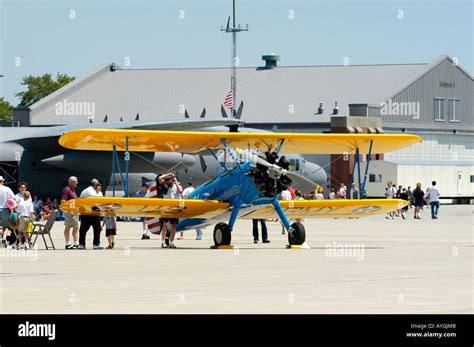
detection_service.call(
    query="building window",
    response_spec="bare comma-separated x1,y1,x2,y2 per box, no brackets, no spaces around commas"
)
369,174,382,183
434,98,445,121
470,175,474,183
448,99,460,122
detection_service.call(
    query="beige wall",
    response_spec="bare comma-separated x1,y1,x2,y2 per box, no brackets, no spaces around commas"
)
363,160,474,197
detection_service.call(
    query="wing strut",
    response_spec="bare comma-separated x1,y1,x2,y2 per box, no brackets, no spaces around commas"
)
111,137,130,197
348,140,373,199
360,140,373,198
348,148,360,200
275,139,285,156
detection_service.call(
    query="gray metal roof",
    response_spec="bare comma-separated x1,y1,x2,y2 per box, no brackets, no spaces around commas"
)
28,57,458,126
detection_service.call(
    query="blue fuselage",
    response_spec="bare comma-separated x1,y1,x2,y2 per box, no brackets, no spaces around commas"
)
176,161,270,231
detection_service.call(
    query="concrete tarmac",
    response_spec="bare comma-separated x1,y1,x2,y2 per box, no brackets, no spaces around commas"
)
0,205,472,313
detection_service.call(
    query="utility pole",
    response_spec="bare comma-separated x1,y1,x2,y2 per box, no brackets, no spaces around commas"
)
221,0,248,117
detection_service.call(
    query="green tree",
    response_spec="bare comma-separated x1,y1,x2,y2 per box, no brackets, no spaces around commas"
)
0,97,14,122
16,73,75,108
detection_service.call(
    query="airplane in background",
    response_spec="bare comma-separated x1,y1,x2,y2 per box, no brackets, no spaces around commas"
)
0,118,326,198
59,129,421,247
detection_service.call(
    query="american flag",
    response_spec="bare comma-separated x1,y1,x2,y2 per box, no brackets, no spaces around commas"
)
146,180,162,235
223,89,233,109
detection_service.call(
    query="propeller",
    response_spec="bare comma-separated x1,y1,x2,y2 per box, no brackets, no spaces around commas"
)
255,156,317,193
238,149,317,193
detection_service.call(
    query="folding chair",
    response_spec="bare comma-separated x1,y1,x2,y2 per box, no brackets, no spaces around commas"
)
31,210,58,250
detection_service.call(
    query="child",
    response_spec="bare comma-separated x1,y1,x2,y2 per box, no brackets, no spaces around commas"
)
17,191,34,250
102,215,117,249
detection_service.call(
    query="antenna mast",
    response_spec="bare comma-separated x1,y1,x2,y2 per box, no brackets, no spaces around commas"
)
221,0,248,117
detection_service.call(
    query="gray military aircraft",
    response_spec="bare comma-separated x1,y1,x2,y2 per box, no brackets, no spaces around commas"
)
0,118,327,199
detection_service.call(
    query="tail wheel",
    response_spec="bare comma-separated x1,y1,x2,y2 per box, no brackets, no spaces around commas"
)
288,222,306,245
213,222,231,246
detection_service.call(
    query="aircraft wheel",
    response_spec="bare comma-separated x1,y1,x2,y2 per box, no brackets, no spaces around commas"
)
288,222,306,245
213,222,231,246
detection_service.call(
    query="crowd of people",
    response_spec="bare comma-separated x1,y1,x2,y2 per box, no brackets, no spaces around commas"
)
0,172,441,251
384,180,441,220
1,178,36,249
306,180,441,221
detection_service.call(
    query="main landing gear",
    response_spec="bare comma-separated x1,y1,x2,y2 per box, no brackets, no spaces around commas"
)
213,222,232,247
287,222,306,246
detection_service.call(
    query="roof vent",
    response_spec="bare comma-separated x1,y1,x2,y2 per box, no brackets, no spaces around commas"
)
315,102,324,115
259,53,280,70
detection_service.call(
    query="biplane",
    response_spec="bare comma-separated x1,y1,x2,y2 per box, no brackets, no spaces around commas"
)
59,129,421,247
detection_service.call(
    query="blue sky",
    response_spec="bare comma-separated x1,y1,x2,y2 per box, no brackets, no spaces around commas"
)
1,0,472,105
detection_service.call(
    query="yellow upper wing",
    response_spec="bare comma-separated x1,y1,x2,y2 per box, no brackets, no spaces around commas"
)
241,199,408,219
59,129,421,154
60,197,229,218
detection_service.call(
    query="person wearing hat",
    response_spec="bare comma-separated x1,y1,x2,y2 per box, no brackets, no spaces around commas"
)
0,176,15,247
78,178,104,249
61,176,79,249
135,182,151,239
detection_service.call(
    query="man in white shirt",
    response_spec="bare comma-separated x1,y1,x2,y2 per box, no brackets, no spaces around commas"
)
181,182,195,199
280,189,292,201
78,178,104,249
14,182,32,204
337,183,347,199
0,176,15,246
160,174,182,248
181,183,203,240
426,181,440,219
385,181,397,219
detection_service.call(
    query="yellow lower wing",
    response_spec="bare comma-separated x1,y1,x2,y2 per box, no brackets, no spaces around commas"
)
60,197,229,218
241,199,408,219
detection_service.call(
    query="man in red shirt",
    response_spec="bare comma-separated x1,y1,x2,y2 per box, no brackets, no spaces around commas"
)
61,176,79,249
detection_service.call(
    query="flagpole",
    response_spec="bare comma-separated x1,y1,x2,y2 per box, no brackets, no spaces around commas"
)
221,0,248,118
232,0,236,116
